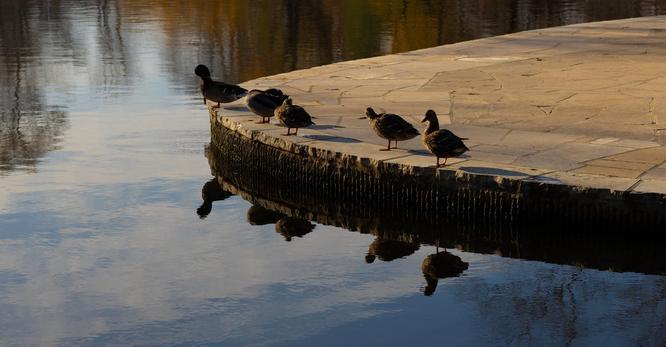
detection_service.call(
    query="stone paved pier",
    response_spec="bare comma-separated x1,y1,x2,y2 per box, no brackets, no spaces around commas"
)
208,17,666,228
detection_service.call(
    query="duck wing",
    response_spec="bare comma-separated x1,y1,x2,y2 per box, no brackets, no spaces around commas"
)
285,105,314,127
433,128,468,141
426,129,469,156
247,91,288,116
207,80,248,102
377,113,420,138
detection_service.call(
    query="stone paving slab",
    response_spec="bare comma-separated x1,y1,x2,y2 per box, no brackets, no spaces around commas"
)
214,16,666,196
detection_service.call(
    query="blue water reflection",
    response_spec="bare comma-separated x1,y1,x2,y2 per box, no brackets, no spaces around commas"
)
1,0,666,345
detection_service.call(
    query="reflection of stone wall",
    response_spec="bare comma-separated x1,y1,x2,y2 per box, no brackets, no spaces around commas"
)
208,111,666,274
210,112,666,230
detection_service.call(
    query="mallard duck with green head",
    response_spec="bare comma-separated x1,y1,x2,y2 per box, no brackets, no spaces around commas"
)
246,88,289,123
274,98,315,136
365,107,420,150
421,110,468,167
194,64,247,108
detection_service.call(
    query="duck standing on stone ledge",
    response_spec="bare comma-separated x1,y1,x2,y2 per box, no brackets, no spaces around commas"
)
274,98,315,136
246,88,289,124
421,109,468,167
194,64,247,108
365,107,420,150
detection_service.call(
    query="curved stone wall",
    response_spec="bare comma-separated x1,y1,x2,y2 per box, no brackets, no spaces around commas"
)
209,112,666,230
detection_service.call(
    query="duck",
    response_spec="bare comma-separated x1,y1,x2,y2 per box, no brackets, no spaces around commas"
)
365,107,420,151
246,205,285,225
196,178,233,219
421,244,468,296
275,217,316,242
274,98,315,136
365,237,420,263
246,88,289,123
194,64,247,108
421,109,468,167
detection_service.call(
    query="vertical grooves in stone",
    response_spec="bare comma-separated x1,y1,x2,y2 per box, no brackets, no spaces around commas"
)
210,120,666,232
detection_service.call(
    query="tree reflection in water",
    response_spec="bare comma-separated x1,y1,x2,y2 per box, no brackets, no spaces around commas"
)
0,0,136,174
3,0,666,174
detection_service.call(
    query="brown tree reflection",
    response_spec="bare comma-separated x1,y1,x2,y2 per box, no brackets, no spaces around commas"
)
3,0,666,173
0,0,136,173
148,0,666,84
0,1,68,173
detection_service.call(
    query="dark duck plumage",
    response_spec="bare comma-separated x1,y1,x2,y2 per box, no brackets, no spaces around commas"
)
246,205,285,225
194,64,247,108
275,217,316,242
246,88,289,123
421,109,468,167
421,246,468,296
274,98,314,136
365,107,420,150
196,178,233,219
365,238,420,263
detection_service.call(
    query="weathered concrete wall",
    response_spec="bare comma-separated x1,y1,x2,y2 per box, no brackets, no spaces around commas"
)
209,112,666,230
206,17,666,233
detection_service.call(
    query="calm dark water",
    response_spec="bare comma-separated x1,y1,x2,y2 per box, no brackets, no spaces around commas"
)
1,0,666,345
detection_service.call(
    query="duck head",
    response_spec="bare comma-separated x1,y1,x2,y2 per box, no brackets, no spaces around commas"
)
282,98,293,106
265,88,284,97
365,254,376,264
421,109,440,134
365,107,380,120
194,64,211,78
421,109,438,123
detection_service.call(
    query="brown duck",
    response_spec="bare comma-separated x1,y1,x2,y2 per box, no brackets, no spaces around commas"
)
365,238,420,263
194,64,247,108
365,107,420,150
275,217,316,242
421,110,468,167
274,98,315,136
246,88,289,124
422,246,468,296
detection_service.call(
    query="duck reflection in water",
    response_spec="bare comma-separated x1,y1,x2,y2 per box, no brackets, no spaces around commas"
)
246,205,285,225
365,237,420,263
275,217,316,242
197,178,233,219
422,243,469,296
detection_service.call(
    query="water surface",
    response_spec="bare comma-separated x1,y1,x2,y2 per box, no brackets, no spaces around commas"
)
1,1,666,345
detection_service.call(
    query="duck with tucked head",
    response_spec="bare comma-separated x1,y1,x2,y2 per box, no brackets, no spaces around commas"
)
421,110,468,167
246,88,289,124
194,64,248,108
274,98,315,136
365,107,420,151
